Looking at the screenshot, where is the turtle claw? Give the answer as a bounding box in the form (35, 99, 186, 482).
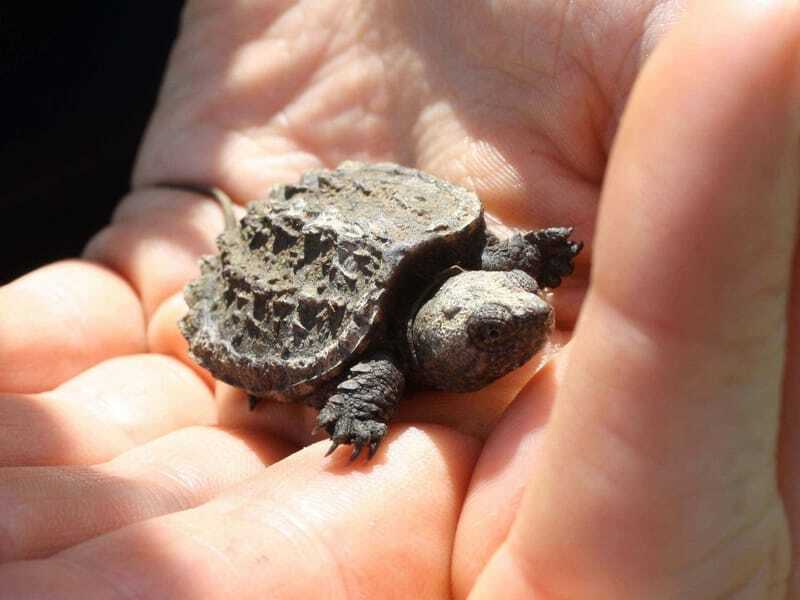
(322, 437, 375, 462)
(248, 395, 261, 411)
(325, 441, 341, 457)
(367, 439, 380, 460)
(315, 399, 388, 462)
(314, 353, 402, 463)
(349, 443, 364, 463)
(346, 436, 382, 462)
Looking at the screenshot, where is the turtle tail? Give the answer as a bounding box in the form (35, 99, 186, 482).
(207, 187, 237, 231)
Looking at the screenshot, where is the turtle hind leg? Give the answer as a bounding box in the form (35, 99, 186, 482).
(480, 227, 583, 289)
(315, 352, 405, 461)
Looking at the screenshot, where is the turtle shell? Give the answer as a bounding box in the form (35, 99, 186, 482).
(180, 162, 484, 398)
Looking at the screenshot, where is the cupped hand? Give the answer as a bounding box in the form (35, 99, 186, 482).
(2, 1, 800, 598)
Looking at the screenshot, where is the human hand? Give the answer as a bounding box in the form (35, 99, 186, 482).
(1, 1, 799, 598)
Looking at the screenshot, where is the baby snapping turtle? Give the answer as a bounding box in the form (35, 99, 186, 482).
(180, 162, 582, 459)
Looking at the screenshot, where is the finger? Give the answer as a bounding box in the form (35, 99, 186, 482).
(83, 186, 238, 319)
(0, 354, 216, 466)
(450, 356, 561, 599)
(0, 260, 146, 393)
(467, 1, 800, 597)
(0, 426, 294, 562)
(0, 426, 479, 599)
(216, 382, 321, 447)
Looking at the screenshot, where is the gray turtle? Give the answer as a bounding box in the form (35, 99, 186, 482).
(179, 162, 582, 460)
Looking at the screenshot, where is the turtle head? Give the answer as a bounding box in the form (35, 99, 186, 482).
(409, 270, 553, 391)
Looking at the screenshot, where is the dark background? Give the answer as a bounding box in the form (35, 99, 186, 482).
(1, 3, 185, 284)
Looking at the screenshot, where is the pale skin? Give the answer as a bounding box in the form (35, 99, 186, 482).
(0, 0, 799, 597)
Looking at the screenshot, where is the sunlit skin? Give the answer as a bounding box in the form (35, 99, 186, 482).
(1, 0, 800, 598)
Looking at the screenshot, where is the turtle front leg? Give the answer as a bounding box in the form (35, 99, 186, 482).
(316, 352, 405, 461)
(481, 228, 583, 289)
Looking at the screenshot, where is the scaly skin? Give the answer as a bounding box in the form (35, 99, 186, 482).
(317, 352, 405, 461)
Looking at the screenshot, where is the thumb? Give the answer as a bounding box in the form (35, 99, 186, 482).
(472, 0, 800, 598)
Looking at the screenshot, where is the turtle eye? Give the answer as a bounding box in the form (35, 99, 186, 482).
(467, 303, 514, 350)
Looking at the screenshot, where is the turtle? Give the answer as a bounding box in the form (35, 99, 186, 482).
(179, 162, 582, 460)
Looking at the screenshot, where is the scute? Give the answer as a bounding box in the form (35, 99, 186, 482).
(180, 162, 484, 398)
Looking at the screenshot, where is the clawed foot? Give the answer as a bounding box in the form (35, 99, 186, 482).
(524, 227, 583, 289)
(316, 394, 389, 462)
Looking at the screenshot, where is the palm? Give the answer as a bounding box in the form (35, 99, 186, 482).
(3, 1, 800, 599)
